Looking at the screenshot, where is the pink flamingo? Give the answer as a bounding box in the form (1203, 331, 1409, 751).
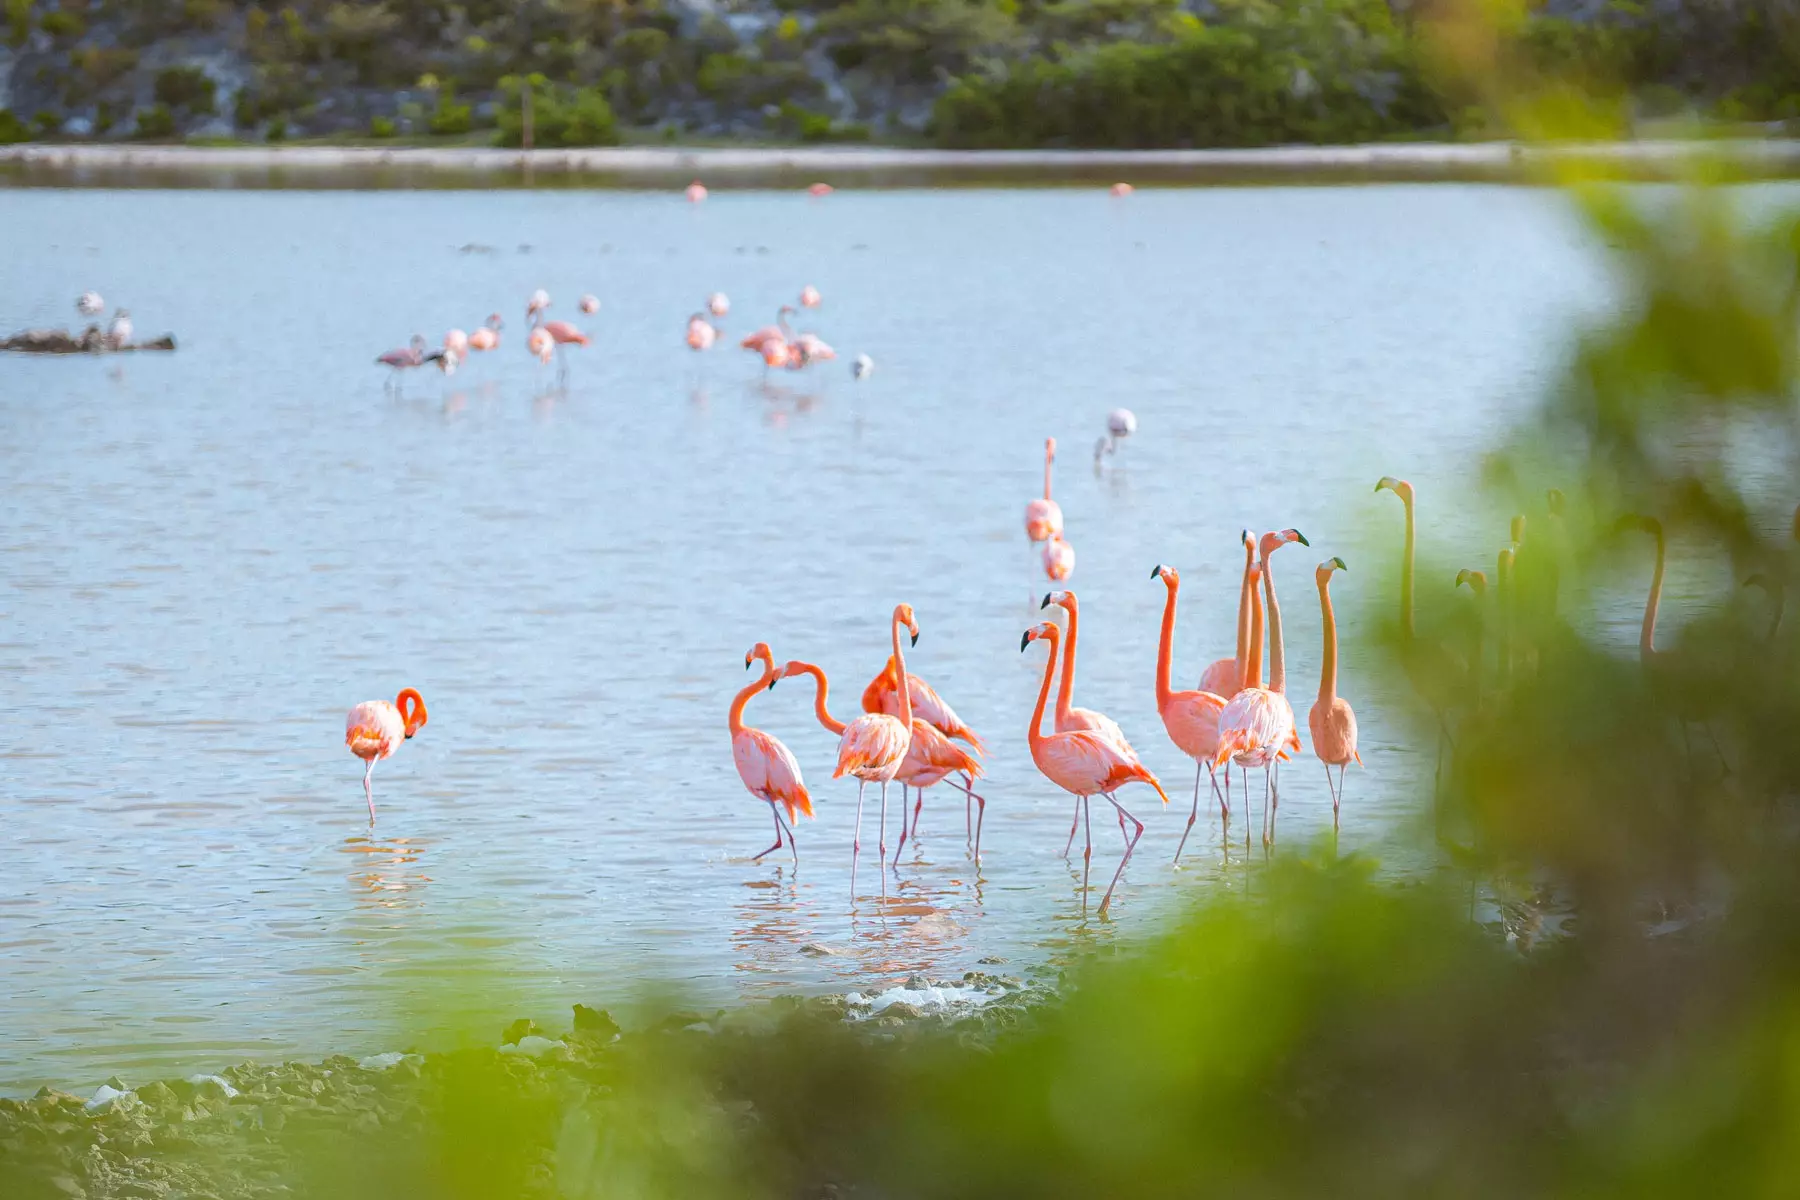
(1309, 557, 1360, 828)
(808, 182, 833, 196)
(861, 649, 988, 846)
(579, 294, 600, 315)
(793, 332, 835, 361)
(1024, 437, 1064, 545)
(800, 285, 822, 308)
(1200, 531, 1259, 696)
(731, 644, 812, 861)
(1110, 182, 1134, 196)
(444, 329, 469, 358)
(345, 689, 428, 821)
(687, 313, 718, 351)
(1151, 565, 1230, 862)
(833, 605, 919, 885)
(760, 338, 790, 371)
(686, 181, 707, 202)
(538, 319, 590, 382)
(375, 335, 427, 391)
(1043, 535, 1075, 582)
(1022, 621, 1168, 917)
(741, 306, 796, 354)
(708, 292, 730, 317)
(526, 290, 550, 323)
(1213, 532, 1308, 844)
(468, 314, 502, 353)
(1041, 588, 1142, 855)
(527, 326, 554, 366)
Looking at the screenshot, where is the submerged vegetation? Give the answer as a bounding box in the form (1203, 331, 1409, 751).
(2, 0, 1800, 145)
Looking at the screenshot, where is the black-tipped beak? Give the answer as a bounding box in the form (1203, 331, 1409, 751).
(745, 659, 752, 670)
(1335, 557, 1348, 571)
(767, 677, 778, 691)
(404, 731, 415, 740)
(910, 631, 919, 647)
(1294, 531, 1310, 547)
(1149, 565, 1161, 579)
(1040, 592, 1052, 608)
(1020, 630, 1031, 652)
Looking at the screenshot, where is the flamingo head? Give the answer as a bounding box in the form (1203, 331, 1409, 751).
(579, 294, 600, 315)
(396, 689, 428, 738)
(1150, 564, 1177, 587)
(1258, 528, 1309, 558)
(1041, 588, 1077, 612)
(1455, 569, 1487, 596)
(744, 643, 774, 674)
(708, 292, 729, 316)
(1375, 476, 1414, 505)
(1106, 408, 1137, 438)
(1020, 621, 1059, 653)
(1045, 436, 1056, 460)
(779, 659, 821, 687)
(893, 604, 919, 646)
(1317, 557, 1347, 586)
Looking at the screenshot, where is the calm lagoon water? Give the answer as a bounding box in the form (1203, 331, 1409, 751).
(0, 183, 1651, 1092)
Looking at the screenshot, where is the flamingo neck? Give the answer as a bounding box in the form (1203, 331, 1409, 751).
(1054, 598, 1081, 725)
(1244, 579, 1265, 691)
(1641, 527, 1664, 659)
(1317, 578, 1338, 707)
(793, 663, 846, 735)
(728, 661, 775, 734)
(1400, 495, 1416, 640)
(1156, 576, 1178, 710)
(1029, 626, 1060, 751)
(1043, 445, 1054, 501)
(396, 688, 427, 736)
(891, 615, 913, 728)
(1262, 549, 1288, 694)
(1234, 545, 1254, 684)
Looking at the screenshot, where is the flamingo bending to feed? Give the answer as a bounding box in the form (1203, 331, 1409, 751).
(1023, 621, 1168, 916)
(687, 314, 718, 351)
(1201, 531, 1259, 697)
(800, 285, 822, 308)
(1376, 477, 1466, 803)
(1309, 557, 1360, 828)
(1040, 588, 1142, 854)
(1043, 536, 1075, 582)
(1150, 565, 1229, 863)
(731, 644, 812, 861)
(834, 605, 920, 886)
(376, 335, 427, 388)
(526, 290, 550, 323)
(708, 292, 730, 317)
(77, 291, 104, 317)
(1095, 408, 1137, 464)
(1024, 437, 1064, 545)
(444, 328, 469, 358)
(468, 315, 502, 353)
(345, 689, 428, 821)
(862, 649, 988, 846)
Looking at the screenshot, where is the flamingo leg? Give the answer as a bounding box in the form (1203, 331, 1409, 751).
(966, 782, 986, 864)
(851, 780, 867, 893)
(777, 808, 799, 863)
(1063, 799, 1081, 859)
(1098, 792, 1145, 917)
(753, 807, 784, 861)
(1080, 795, 1093, 910)
(1260, 768, 1272, 846)
(893, 784, 921, 868)
(362, 759, 376, 823)
(1325, 764, 1340, 827)
(878, 781, 890, 860)
(1173, 760, 1203, 865)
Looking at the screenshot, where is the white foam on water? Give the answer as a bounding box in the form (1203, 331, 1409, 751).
(184, 1074, 239, 1099)
(844, 984, 996, 1015)
(497, 1036, 560, 1058)
(357, 1052, 412, 1071)
(84, 1084, 133, 1112)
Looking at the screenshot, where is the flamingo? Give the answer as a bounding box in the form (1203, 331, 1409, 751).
(1041, 588, 1142, 853)
(687, 313, 718, 352)
(1022, 621, 1168, 916)
(1376, 477, 1466, 804)
(800, 285, 822, 308)
(808, 182, 833, 196)
(1094, 408, 1137, 465)
(1212, 539, 1305, 846)
(345, 689, 428, 821)
(579, 294, 600, 315)
(862, 650, 988, 846)
(1616, 514, 1726, 767)
(77, 291, 104, 318)
(852, 353, 873, 380)
(793, 332, 835, 362)
(444, 328, 469, 358)
(708, 292, 730, 317)
(1200, 531, 1259, 697)
(1247, 527, 1309, 840)
(834, 604, 920, 885)
(1110, 182, 1134, 196)
(424, 347, 460, 377)
(686, 181, 707, 202)
(106, 309, 132, 350)
(1309, 557, 1360, 828)
(1043, 535, 1075, 582)
(527, 326, 554, 366)
(1455, 568, 1490, 713)
(539, 319, 590, 382)
(760, 338, 790, 370)
(1150, 565, 1230, 863)
(376, 335, 427, 389)
(468, 315, 502, 353)
(526, 290, 550, 323)
(731, 644, 812, 861)
(1024, 437, 1064, 545)
(741, 306, 796, 355)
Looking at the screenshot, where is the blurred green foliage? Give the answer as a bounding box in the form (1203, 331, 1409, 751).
(496, 77, 619, 147)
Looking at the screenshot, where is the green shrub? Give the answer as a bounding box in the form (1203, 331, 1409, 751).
(369, 115, 396, 137)
(133, 104, 177, 140)
(495, 80, 618, 147)
(39, 9, 85, 39)
(31, 109, 60, 137)
(428, 91, 472, 136)
(154, 66, 218, 116)
(0, 108, 29, 144)
(266, 116, 288, 142)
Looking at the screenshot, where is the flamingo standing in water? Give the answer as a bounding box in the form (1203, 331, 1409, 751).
(1022, 621, 1168, 916)
(1040, 588, 1142, 854)
(345, 689, 428, 821)
(687, 313, 718, 351)
(1094, 408, 1137, 465)
(1200, 531, 1259, 697)
(468, 314, 503, 353)
(800, 285, 822, 308)
(527, 326, 554, 367)
(376, 335, 427, 390)
(1616, 514, 1726, 766)
(526, 290, 550, 323)
(1150, 565, 1229, 862)
(708, 292, 730, 317)
(1309, 557, 1360, 828)
(686, 181, 707, 202)
(444, 328, 469, 359)
(1043, 535, 1075, 582)
(833, 605, 919, 887)
(1247, 528, 1309, 840)
(1211, 553, 1301, 846)
(106, 309, 132, 349)
(538, 318, 590, 382)
(741, 306, 796, 356)
(731, 644, 812, 861)
(862, 646, 988, 847)
(1024, 437, 1064, 546)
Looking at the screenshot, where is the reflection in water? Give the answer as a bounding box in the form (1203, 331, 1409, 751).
(340, 835, 431, 911)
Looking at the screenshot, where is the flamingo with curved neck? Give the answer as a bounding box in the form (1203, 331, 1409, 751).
(1201, 531, 1260, 697)
(1022, 621, 1168, 917)
(831, 605, 918, 888)
(344, 687, 429, 821)
(1151, 565, 1229, 863)
(1024, 438, 1064, 545)
(1377, 475, 1463, 803)
(1309, 558, 1360, 827)
(1042, 589, 1141, 856)
(730, 644, 812, 861)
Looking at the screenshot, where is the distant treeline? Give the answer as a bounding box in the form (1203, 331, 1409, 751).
(3, 0, 1800, 146)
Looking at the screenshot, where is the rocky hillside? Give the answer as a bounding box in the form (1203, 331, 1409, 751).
(0, 0, 1796, 148)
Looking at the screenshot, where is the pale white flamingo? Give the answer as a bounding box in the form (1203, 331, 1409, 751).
(1094, 408, 1137, 464)
(852, 353, 873, 380)
(1044, 535, 1075, 582)
(444, 328, 469, 357)
(345, 689, 427, 821)
(1024, 437, 1064, 545)
(77, 291, 104, 318)
(579, 294, 600, 315)
(708, 292, 730, 317)
(527, 326, 554, 366)
(526, 290, 550, 323)
(687, 313, 718, 351)
(106, 309, 132, 349)
(799, 285, 821, 308)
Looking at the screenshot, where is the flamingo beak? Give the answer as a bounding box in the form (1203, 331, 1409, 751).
(1020, 630, 1032, 652)
(1040, 593, 1052, 609)
(1149, 565, 1161, 579)
(1333, 557, 1348, 571)
(910, 630, 919, 647)
(1293, 530, 1310, 547)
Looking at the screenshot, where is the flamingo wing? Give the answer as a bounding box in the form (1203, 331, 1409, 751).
(1162, 690, 1227, 761)
(1061, 706, 1133, 758)
(834, 714, 909, 778)
(346, 701, 403, 760)
(901, 719, 984, 782)
(863, 660, 988, 755)
(542, 321, 590, 346)
(734, 729, 813, 819)
(1199, 657, 1240, 698)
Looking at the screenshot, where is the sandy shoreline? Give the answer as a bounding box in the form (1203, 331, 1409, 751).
(2, 138, 1797, 187)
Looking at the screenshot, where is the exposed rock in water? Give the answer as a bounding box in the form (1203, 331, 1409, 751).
(1, 326, 176, 354)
